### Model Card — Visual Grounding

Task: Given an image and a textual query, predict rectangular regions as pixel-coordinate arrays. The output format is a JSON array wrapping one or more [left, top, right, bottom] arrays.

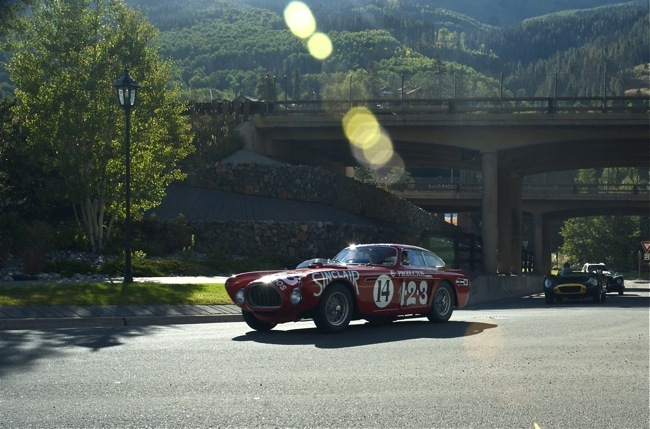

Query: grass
[[0, 281, 232, 307]]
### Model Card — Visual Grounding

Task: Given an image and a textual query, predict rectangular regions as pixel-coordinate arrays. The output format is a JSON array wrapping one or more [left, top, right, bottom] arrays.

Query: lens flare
[[343, 107, 395, 169], [284, 2, 316, 39], [284, 2, 333, 61], [307, 32, 333, 60]]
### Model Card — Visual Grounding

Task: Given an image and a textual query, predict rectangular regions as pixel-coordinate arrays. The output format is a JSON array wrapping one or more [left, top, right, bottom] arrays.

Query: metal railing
[[257, 95, 650, 116], [192, 95, 650, 117], [391, 183, 650, 199]]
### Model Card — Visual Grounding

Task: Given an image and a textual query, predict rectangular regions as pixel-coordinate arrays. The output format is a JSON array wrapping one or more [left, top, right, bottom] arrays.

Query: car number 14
[[373, 275, 429, 308]]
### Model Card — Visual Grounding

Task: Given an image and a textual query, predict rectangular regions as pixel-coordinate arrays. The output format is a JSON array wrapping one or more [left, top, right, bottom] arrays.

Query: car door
[[354, 246, 403, 316], [397, 249, 434, 312]]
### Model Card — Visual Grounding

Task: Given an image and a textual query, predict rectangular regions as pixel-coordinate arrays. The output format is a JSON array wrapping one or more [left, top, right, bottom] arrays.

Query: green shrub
[[204, 247, 297, 274], [97, 256, 204, 277], [133, 214, 194, 256], [0, 214, 28, 254], [44, 260, 95, 277]]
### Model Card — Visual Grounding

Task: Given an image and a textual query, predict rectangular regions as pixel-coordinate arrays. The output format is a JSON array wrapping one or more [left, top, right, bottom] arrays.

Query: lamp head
[[113, 68, 140, 108]]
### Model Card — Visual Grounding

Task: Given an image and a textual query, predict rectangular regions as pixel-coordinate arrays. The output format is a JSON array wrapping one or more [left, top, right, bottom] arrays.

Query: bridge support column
[[481, 152, 498, 274], [497, 166, 511, 273], [533, 213, 544, 274], [541, 215, 553, 274], [510, 174, 523, 274], [497, 167, 523, 274]]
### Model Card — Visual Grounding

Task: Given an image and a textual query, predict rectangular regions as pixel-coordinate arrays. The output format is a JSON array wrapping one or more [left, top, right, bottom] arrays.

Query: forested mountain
[[2, 0, 648, 100], [118, 0, 648, 101]]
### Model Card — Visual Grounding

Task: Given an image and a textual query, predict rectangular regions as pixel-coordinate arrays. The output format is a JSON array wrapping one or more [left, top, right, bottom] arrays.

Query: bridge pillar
[[497, 166, 523, 274], [510, 174, 523, 274], [497, 166, 511, 273], [541, 215, 553, 274], [481, 152, 498, 273], [533, 213, 544, 274]]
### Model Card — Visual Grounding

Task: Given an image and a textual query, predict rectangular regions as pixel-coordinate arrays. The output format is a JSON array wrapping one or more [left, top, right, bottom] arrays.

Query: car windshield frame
[[332, 245, 398, 267], [586, 264, 609, 272]]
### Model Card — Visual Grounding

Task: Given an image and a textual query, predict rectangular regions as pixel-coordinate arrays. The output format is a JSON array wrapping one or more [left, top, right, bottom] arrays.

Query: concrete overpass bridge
[[231, 95, 650, 274]]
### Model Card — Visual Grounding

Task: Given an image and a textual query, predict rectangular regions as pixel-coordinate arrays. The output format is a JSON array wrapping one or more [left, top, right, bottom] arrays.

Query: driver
[[369, 248, 385, 265]]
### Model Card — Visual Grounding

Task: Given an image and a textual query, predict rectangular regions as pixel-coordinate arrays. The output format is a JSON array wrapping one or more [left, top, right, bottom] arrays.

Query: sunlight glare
[[307, 32, 333, 60], [343, 107, 395, 169], [284, 1, 316, 39]]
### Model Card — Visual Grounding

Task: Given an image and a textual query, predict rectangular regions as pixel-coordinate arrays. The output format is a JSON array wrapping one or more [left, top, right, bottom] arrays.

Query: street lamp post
[[113, 68, 140, 284]]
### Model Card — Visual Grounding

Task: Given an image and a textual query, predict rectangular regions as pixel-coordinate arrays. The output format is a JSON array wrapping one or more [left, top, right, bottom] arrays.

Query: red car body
[[225, 243, 470, 333]]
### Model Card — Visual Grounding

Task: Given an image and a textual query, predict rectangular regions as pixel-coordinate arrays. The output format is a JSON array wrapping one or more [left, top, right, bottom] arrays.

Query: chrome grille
[[245, 283, 282, 308]]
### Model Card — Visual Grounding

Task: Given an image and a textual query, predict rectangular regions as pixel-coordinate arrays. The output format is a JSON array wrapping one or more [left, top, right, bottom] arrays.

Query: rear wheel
[[427, 282, 454, 323], [242, 310, 276, 331], [314, 283, 353, 333]]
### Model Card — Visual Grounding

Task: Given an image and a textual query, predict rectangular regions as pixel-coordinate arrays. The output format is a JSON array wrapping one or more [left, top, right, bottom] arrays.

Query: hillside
[[2, 0, 648, 99], [129, 0, 634, 28], [120, 0, 648, 101]]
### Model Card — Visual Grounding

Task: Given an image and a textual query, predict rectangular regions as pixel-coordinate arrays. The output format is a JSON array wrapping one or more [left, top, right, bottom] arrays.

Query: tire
[[242, 310, 276, 331], [618, 288, 624, 296], [427, 282, 454, 323], [545, 292, 555, 304], [593, 289, 603, 304], [313, 283, 353, 333]]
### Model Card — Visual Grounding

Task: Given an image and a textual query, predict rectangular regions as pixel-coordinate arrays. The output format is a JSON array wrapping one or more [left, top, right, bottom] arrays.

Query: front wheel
[[545, 292, 555, 304], [314, 283, 353, 333], [427, 282, 454, 323], [593, 289, 604, 304], [242, 310, 276, 331]]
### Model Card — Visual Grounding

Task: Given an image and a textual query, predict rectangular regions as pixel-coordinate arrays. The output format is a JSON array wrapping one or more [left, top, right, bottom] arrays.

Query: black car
[[582, 263, 625, 295], [543, 270, 607, 304]]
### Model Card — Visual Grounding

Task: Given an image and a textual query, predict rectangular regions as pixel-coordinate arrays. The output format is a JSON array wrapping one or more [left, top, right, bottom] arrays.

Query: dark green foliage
[[132, 214, 194, 256], [559, 168, 648, 271], [98, 257, 204, 277], [0, 214, 28, 256], [204, 247, 297, 275], [44, 260, 95, 277], [116, 0, 648, 100]]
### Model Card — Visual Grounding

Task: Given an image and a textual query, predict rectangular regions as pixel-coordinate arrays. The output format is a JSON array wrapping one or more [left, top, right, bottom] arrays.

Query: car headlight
[[588, 277, 598, 286], [616, 278, 623, 285], [544, 278, 556, 288], [235, 288, 245, 305], [289, 288, 302, 305]]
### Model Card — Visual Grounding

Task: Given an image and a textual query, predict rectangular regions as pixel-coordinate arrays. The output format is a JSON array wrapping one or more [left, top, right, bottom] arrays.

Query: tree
[[6, 0, 194, 252], [0, 0, 32, 37], [559, 168, 645, 270]]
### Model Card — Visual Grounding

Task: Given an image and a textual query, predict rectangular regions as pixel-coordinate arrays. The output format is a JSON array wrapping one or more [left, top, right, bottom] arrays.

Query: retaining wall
[[183, 163, 455, 261], [468, 274, 543, 306]]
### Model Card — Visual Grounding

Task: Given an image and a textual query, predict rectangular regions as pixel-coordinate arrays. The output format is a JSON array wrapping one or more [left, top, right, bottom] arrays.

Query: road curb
[[0, 314, 244, 330]]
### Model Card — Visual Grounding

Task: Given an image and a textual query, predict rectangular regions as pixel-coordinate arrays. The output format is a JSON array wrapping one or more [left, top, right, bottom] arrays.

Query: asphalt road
[[1, 289, 648, 429]]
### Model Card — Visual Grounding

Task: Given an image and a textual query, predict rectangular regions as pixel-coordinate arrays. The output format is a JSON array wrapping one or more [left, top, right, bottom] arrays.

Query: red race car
[[225, 243, 470, 333]]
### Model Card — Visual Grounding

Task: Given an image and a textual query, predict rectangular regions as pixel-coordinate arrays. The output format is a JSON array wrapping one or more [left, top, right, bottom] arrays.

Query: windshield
[[332, 245, 398, 266], [586, 264, 609, 272]]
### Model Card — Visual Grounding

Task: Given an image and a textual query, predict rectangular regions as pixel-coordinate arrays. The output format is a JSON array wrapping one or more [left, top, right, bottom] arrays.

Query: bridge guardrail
[[260, 95, 650, 116], [391, 183, 650, 199], [192, 95, 650, 117]]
